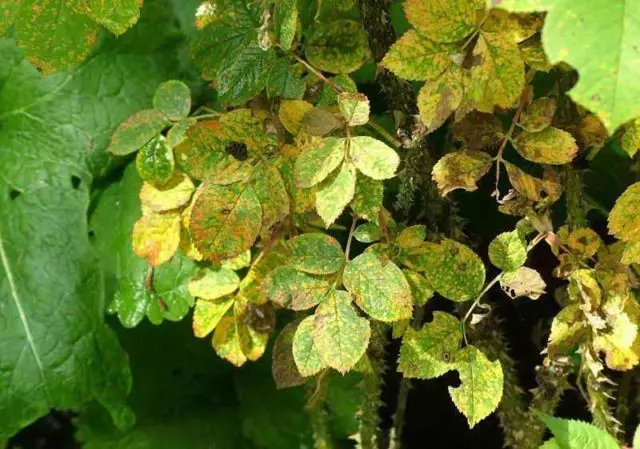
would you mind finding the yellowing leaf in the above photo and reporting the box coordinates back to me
[192,297,235,338]
[212,315,247,367]
[404,270,434,306]
[292,315,325,377]
[608,182,640,242]
[621,240,640,265]
[189,182,262,261]
[396,225,427,249]
[338,92,370,126]
[418,66,467,131]
[135,135,175,186]
[500,266,546,300]
[567,227,601,258]
[410,240,486,302]
[513,127,578,165]
[279,100,315,135]
[381,30,453,81]
[250,163,290,237]
[620,119,640,158]
[188,268,240,300]
[432,150,493,196]
[316,162,356,227]
[593,310,639,370]
[272,320,307,389]
[294,137,346,188]
[488,230,527,271]
[352,175,383,223]
[398,312,461,379]
[343,252,413,322]
[349,136,400,180]
[313,290,371,373]
[153,80,191,121]
[139,172,195,212]
[132,211,181,267]
[518,97,557,132]
[265,266,332,310]
[305,19,370,74]
[547,305,588,357]
[404,0,481,43]
[288,233,345,275]
[449,345,503,428]
[504,162,562,203]
[108,109,170,156]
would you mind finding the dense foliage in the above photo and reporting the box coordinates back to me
[2,0,640,448]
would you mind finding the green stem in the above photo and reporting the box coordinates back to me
[367,120,402,148]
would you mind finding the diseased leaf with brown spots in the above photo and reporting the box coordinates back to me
[305,19,371,74]
[279,100,315,135]
[513,127,578,165]
[398,312,461,379]
[352,175,383,223]
[396,225,427,249]
[135,135,175,187]
[139,172,195,212]
[504,162,562,203]
[189,182,262,261]
[316,162,356,228]
[108,109,169,156]
[153,80,191,121]
[518,97,557,132]
[404,0,482,43]
[404,270,434,306]
[338,92,370,126]
[288,233,344,275]
[192,296,235,338]
[292,315,325,377]
[349,136,400,180]
[313,290,371,374]
[250,163,290,237]
[381,30,454,81]
[66,0,142,35]
[449,345,503,428]
[265,266,332,310]
[272,319,307,389]
[294,137,346,188]
[451,112,504,149]
[132,211,181,266]
[609,182,640,242]
[500,266,546,299]
[418,66,467,132]
[432,150,493,196]
[343,252,413,322]
[188,268,240,300]
[620,119,640,158]
[567,228,601,258]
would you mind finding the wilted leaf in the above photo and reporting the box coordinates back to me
[343,252,413,322]
[316,162,357,227]
[500,266,546,300]
[488,230,527,271]
[108,109,170,156]
[404,0,481,43]
[132,211,181,266]
[279,100,315,135]
[188,268,240,300]
[352,175,383,223]
[140,172,195,212]
[192,297,235,338]
[381,30,453,81]
[349,136,400,180]
[314,290,371,373]
[513,127,578,165]
[608,182,640,242]
[504,162,562,203]
[292,316,325,377]
[338,92,370,126]
[418,66,467,131]
[398,312,461,379]
[295,137,346,187]
[265,266,331,310]
[518,97,556,132]
[449,345,503,428]
[305,19,370,74]
[451,112,504,150]
[432,150,493,196]
[272,320,307,389]
[136,135,175,186]
[153,80,191,121]
[288,233,345,275]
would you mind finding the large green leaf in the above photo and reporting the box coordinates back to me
[493,0,640,133]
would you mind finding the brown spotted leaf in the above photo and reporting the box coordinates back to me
[432,150,493,196]
[518,97,557,132]
[418,66,467,132]
[272,319,307,389]
[250,163,290,237]
[305,19,371,74]
[513,127,579,165]
[264,266,332,311]
[504,162,562,203]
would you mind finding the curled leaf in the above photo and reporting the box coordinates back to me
[432,150,493,196]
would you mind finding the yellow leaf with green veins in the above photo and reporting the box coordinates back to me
[188,268,240,300]
[288,233,344,275]
[418,66,467,132]
[449,345,503,428]
[338,92,370,126]
[518,97,557,132]
[513,127,578,165]
[132,211,181,266]
[432,150,493,196]
[349,136,400,180]
[250,163,290,237]
[136,135,175,186]
[265,266,332,310]
[139,172,195,212]
[381,30,454,81]
[153,80,191,121]
[409,240,486,302]
[192,297,235,338]
[189,182,262,261]
[398,312,461,379]
[609,182,640,242]
[500,266,546,300]
[108,109,170,156]
[488,230,527,272]
[316,162,356,228]
[294,137,346,188]
[404,0,483,43]
[292,315,325,377]
[305,19,371,74]
[343,253,413,322]
[279,100,315,135]
[313,290,371,373]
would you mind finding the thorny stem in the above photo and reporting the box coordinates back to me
[345,217,358,261]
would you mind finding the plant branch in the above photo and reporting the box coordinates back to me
[367,120,402,148]
[345,217,358,261]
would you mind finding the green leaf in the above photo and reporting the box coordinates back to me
[398,312,461,379]
[418,66,467,131]
[274,0,298,51]
[265,266,332,310]
[288,233,345,275]
[317,74,357,106]
[493,0,640,133]
[404,0,481,43]
[338,92,370,126]
[535,412,620,449]
[608,182,640,242]
[192,297,235,338]
[316,162,357,227]
[343,253,413,322]
[292,315,326,377]
[108,109,170,156]
[488,230,527,271]
[314,290,371,374]
[153,80,192,121]
[66,0,142,35]
[135,135,175,186]
[305,19,371,74]
[188,268,240,300]
[449,345,503,428]
[410,240,486,302]
[189,181,263,261]
[500,266,546,300]
[513,127,579,165]
[267,57,306,99]
[381,30,454,81]
[349,136,400,180]
[352,175,383,223]
[272,319,307,389]
[294,137,346,188]
[432,150,493,196]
